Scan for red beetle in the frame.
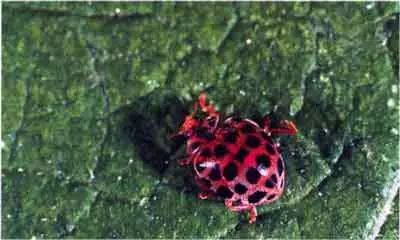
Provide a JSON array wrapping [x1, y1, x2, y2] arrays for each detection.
[[174, 93, 297, 223]]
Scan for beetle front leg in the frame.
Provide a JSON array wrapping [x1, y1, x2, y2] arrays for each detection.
[[198, 93, 218, 117], [263, 117, 298, 136]]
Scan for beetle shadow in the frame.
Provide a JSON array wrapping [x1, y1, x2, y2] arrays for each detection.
[[117, 91, 188, 175]]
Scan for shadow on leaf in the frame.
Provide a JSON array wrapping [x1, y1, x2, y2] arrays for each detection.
[[117, 91, 188, 175]]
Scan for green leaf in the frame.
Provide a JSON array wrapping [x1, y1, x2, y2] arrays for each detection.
[[3, 2, 398, 238]]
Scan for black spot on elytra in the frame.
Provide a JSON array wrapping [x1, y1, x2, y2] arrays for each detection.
[[214, 144, 228, 158], [241, 123, 256, 133], [196, 127, 215, 141], [267, 194, 276, 200], [246, 167, 261, 184], [200, 148, 211, 157], [248, 191, 267, 204], [271, 174, 278, 183], [256, 154, 271, 169], [234, 148, 249, 163], [265, 174, 278, 188], [234, 183, 248, 195], [209, 165, 222, 181], [265, 179, 275, 188], [246, 135, 261, 148], [224, 131, 238, 144], [278, 157, 284, 176], [265, 144, 275, 155], [223, 162, 238, 181], [216, 186, 233, 199], [280, 180, 284, 188]]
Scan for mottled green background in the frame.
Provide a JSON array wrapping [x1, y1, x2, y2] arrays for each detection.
[[2, 2, 399, 239]]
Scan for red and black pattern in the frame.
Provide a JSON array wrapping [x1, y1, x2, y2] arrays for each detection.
[[174, 93, 297, 224]]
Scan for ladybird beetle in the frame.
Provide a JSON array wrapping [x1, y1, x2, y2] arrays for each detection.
[[173, 93, 297, 223]]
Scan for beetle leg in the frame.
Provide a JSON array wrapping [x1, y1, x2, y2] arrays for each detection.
[[225, 200, 257, 224], [198, 93, 218, 117], [224, 199, 236, 210], [248, 205, 257, 224], [198, 191, 211, 200], [263, 117, 297, 136]]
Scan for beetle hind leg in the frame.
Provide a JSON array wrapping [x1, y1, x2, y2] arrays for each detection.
[[224, 200, 258, 224], [248, 205, 257, 224]]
